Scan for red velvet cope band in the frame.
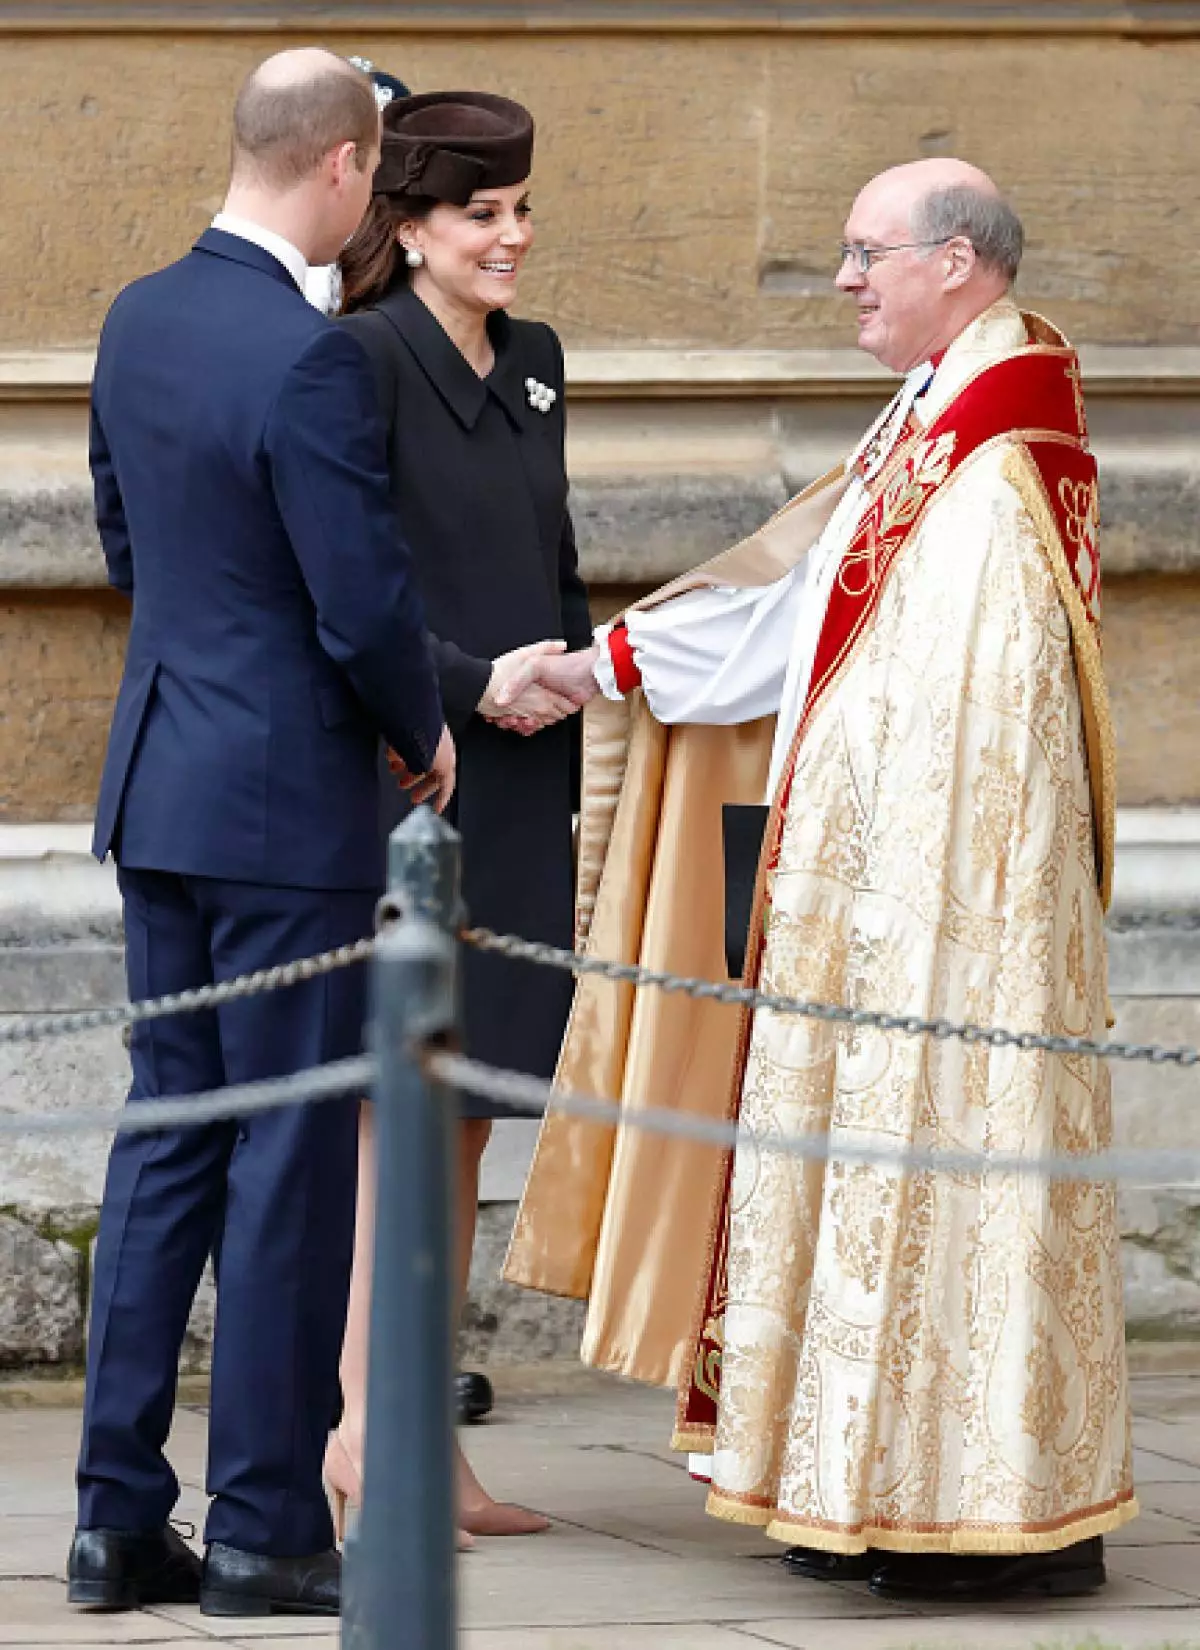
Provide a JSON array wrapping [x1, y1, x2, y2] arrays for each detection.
[[608, 623, 642, 695]]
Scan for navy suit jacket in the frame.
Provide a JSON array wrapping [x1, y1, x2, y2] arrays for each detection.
[[90, 229, 444, 891]]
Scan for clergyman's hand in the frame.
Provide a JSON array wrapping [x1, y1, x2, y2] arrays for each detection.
[[479, 638, 578, 732], [387, 724, 456, 813], [478, 639, 570, 723], [492, 644, 601, 734]]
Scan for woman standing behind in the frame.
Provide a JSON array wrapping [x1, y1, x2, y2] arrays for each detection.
[[325, 90, 591, 1540]]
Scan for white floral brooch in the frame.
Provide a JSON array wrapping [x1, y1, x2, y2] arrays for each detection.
[[525, 377, 557, 414]]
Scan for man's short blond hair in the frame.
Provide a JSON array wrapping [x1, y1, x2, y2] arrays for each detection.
[[232, 54, 378, 190]]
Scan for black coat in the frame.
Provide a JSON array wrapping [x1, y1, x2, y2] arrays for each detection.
[[340, 287, 591, 1097]]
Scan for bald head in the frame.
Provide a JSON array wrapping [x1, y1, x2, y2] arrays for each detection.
[[838, 158, 1024, 372], [855, 159, 1023, 283], [232, 49, 379, 191], [861, 158, 1000, 214]]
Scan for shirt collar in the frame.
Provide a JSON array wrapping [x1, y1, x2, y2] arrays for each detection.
[[304, 264, 343, 316], [211, 213, 309, 294]]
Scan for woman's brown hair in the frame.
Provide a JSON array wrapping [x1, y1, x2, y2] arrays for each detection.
[[338, 193, 437, 313]]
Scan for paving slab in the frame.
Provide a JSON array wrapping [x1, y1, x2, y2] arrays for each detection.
[[1132, 1448, 1200, 1485], [1133, 1419, 1200, 1468], [459, 1633, 779, 1649], [146, 1613, 335, 1641], [730, 1610, 1200, 1648], [0, 1580, 207, 1643], [4, 1367, 1200, 1647], [1108, 1506, 1200, 1546], [1108, 1541, 1200, 1599], [222, 1642, 338, 1650], [1138, 1482, 1200, 1523]]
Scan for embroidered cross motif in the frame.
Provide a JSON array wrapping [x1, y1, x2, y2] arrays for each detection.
[[840, 433, 957, 599], [1058, 475, 1101, 623]]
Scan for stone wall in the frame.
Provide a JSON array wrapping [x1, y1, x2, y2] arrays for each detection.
[[1, 5, 1199, 1371], [0, 16, 1198, 352]]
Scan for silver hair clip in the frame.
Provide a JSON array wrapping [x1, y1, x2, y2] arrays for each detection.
[[346, 56, 396, 110]]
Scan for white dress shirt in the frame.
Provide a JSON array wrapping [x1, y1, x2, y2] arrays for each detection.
[[211, 212, 309, 293], [304, 264, 343, 316], [595, 362, 937, 800]]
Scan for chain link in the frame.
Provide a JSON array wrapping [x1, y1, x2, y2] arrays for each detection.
[[429, 1050, 1200, 1189], [2, 919, 1198, 1075], [460, 927, 1200, 1070], [0, 1056, 374, 1137], [0, 937, 376, 1046]]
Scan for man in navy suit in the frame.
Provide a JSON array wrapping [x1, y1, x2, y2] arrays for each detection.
[[68, 49, 453, 1619]]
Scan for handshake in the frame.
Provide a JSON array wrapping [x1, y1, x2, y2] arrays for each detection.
[[479, 639, 601, 735], [386, 638, 601, 811]]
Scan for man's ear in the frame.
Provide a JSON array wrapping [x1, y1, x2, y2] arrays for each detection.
[[328, 140, 360, 188], [944, 237, 976, 293]]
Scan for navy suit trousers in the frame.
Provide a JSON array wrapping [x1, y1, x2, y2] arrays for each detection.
[[77, 870, 377, 1556]]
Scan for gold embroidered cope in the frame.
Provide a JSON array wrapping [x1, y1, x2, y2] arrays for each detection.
[[506, 300, 1134, 1556]]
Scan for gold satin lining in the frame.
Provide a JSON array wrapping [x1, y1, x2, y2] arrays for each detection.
[[503, 468, 848, 1375]]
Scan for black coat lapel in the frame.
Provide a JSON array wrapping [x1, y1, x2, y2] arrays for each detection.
[[375, 287, 528, 432]]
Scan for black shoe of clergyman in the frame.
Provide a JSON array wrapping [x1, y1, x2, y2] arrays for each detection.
[[869, 1536, 1106, 1602], [781, 1545, 878, 1582], [200, 1542, 341, 1617], [67, 1525, 202, 1610], [456, 1369, 494, 1425]]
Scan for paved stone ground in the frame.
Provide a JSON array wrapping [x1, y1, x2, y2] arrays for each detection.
[[4, 1364, 1200, 1648]]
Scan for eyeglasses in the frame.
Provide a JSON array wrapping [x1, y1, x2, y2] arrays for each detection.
[[837, 238, 953, 275]]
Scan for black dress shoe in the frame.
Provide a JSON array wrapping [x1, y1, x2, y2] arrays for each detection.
[[456, 1369, 494, 1425], [781, 1544, 878, 1581], [869, 1536, 1106, 1602], [200, 1541, 341, 1617], [67, 1525, 201, 1610]]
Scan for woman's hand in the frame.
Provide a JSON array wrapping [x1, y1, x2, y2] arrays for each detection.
[[479, 640, 577, 731], [490, 644, 601, 734]]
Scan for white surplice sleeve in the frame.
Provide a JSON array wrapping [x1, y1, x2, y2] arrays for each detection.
[[594, 565, 807, 726]]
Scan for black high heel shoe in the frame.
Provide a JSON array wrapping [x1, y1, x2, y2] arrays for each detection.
[[456, 1369, 494, 1424]]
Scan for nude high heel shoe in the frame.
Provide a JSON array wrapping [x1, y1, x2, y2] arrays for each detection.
[[324, 1429, 475, 1552]]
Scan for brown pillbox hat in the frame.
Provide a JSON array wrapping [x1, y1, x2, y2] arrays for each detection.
[[373, 90, 535, 205]]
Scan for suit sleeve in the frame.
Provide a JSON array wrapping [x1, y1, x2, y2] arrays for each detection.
[[265, 326, 444, 774], [89, 399, 133, 596], [339, 311, 493, 737]]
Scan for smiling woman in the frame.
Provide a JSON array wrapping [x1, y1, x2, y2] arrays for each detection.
[[324, 87, 592, 1550], [341, 90, 535, 328]]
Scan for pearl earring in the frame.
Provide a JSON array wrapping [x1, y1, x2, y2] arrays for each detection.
[[405, 247, 424, 269]]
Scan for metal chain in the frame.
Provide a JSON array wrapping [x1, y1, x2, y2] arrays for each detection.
[[0, 1056, 374, 1137], [429, 1050, 1200, 1189], [3, 918, 1199, 1075], [460, 927, 1200, 1070], [1, 1031, 1197, 1187], [0, 937, 376, 1046]]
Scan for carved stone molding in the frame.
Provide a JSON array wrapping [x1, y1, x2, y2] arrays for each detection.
[[2, 1, 1198, 36], [6, 345, 1200, 401]]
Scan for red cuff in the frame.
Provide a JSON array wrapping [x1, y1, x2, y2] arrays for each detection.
[[608, 623, 642, 695]]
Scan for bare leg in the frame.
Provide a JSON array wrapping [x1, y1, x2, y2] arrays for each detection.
[[456, 1118, 549, 1537], [339, 1101, 375, 1465], [326, 1102, 474, 1550]]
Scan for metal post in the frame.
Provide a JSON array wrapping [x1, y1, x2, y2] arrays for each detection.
[[343, 808, 462, 1650]]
